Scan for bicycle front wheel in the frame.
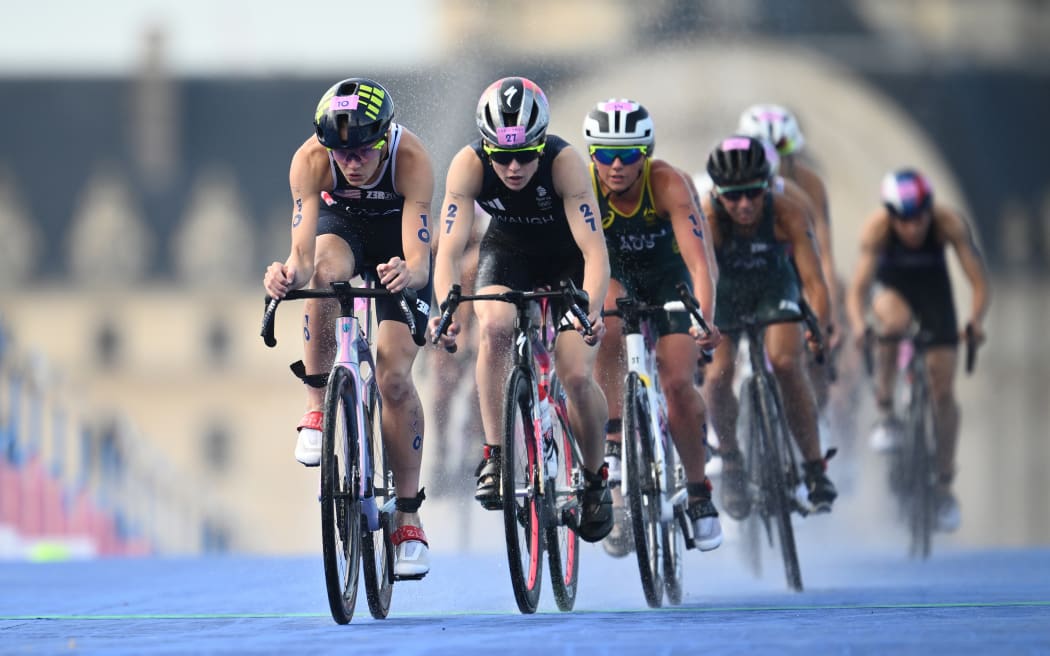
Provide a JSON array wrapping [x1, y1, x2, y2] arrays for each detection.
[[545, 374, 580, 612], [662, 437, 685, 605], [906, 379, 935, 559], [751, 374, 803, 592], [320, 365, 363, 624], [502, 367, 544, 614], [361, 377, 394, 619], [624, 372, 664, 608]]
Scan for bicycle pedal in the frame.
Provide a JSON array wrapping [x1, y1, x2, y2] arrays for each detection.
[[394, 572, 428, 582], [560, 505, 580, 530]]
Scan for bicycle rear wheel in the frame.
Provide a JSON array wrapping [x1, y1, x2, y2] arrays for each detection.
[[751, 374, 803, 592], [662, 438, 685, 605], [545, 374, 580, 612], [361, 378, 394, 619], [906, 380, 935, 559], [502, 367, 544, 614], [624, 372, 664, 608], [320, 365, 363, 624]]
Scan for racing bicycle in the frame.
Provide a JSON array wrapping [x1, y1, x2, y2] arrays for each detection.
[[731, 302, 829, 592], [863, 323, 978, 559], [433, 280, 591, 614], [602, 282, 713, 608], [261, 279, 424, 624]]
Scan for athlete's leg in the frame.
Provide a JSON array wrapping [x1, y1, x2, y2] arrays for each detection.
[[766, 323, 822, 461], [704, 338, 740, 454], [658, 332, 722, 549], [375, 320, 426, 527], [555, 331, 608, 472], [302, 235, 357, 412], [925, 346, 960, 482], [473, 285, 516, 448], [871, 288, 913, 411]]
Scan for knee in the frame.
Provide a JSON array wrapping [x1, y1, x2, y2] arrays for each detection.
[[662, 371, 699, 408], [312, 256, 352, 285], [768, 350, 801, 377], [378, 368, 416, 405]]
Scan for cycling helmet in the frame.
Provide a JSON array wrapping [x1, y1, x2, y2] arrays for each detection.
[[476, 77, 550, 148], [737, 103, 805, 156], [758, 138, 781, 177], [313, 78, 394, 149], [582, 99, 655, 149], [880, 168, 933, 218], [706, 135, 770, 186]]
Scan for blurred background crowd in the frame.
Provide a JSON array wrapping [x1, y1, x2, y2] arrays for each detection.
[[1, 0, 1047, 558]]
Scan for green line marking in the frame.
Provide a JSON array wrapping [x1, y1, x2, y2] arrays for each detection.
[[2, 600, 1048, 621]]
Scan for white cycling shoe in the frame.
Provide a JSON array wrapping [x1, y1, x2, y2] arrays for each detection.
[[687, 499, 724, 552], [392, 525, 430, 579], [295, 411, 323, 466]]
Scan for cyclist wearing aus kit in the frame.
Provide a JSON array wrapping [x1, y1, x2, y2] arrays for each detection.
[[847, 168, 989, 532], [263, 77, 435, 578], [699, 135, 837, 520], [429, 76, 614, 543], [582, 99, 723, 556]]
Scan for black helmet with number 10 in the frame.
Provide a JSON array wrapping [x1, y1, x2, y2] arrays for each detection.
[[313, 78, 394, 149]]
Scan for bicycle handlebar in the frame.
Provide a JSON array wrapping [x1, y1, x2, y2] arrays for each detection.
[[261, 282, 425, 348], [862, 321, 979, 376], [433, 279, 592, 346]]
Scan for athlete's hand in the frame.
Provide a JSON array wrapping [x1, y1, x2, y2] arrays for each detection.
[[692, 324, 721, 352], [428, 314, 460, 350], [377, 256, 410, 293], [264, 261, 297, 299], [577, 310, 605, 346], [962, 320, 986, 345]]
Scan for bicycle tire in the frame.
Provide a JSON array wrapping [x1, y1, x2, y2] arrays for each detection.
[[907, 377, 935, 559], [501, 367, 544, 614], [738, 375, 765, 579], [545, 374, 580, 612], [662, 436, 685, 605], [751, 374, 803, 592], [320, 365, 363, 624], [624, 372, 664, 608], [361, 378, 394, 618]]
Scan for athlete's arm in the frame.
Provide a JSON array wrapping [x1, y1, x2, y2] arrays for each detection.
[[777, 193, 830, 335], [795, 165, 838, 310], [846, 209, 889, 344], [429, 146, 483, 345], [937, 205, 990, 340], [263, 137, 328, 298], [385, 129, 435, 293], [553, 146, 610, 343], [655, 163, 717, 330]]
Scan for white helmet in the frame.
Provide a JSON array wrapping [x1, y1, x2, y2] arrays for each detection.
[[737, 103, 805, 156], [582, 99, 655, 149]]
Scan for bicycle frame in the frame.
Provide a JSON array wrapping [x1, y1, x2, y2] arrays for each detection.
[[619, 309, 686, 524]]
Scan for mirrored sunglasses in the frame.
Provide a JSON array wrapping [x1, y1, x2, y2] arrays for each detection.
[[589, 145, 648, 166]]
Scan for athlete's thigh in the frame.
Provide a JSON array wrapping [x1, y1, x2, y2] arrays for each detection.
[[375, 320, 420, 379], [655, 333, 700, 389], [871, 286, 913, 335], [313, 233, 356, 281], [765, 321, 805, 371]]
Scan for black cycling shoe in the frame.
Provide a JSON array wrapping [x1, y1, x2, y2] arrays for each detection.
[[719, 450, 751, 520], [803, 459, 837, 513], [474, 445, 502, 510], [577, 465, 613, 543]]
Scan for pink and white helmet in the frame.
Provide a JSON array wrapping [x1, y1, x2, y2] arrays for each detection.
[[738, 104, 806, 156]]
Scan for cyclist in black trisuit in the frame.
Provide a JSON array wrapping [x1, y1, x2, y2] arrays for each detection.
[[847, 168, 989, 532], [429, 77, 614, 542], [263, 78, 435, 578], [698, 136, 837, 520]]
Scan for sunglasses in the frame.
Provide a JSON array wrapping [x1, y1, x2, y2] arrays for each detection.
[[715, 181, 768, 202], [483, 142, 545, 166], [331, 138, 386, 163], [589, 145, 648, 166]]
